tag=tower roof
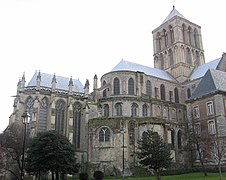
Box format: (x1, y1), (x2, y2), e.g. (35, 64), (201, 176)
(162, 6), (186, 24)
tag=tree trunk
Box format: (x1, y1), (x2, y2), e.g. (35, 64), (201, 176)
(56, 171), (59, 180)
(196, 142), (207, 176)
(155, 169), (161, 180)
(218, 162), (222, 180)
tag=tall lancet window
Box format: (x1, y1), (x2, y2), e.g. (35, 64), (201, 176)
(55, 99), (65, 134)
(169, 26), (174, 44)
(25, 97), (34, 135)
(160, 84), (165, 100)
(146, 80), (152, 96)
(128, 78), (134, 95)
(73, 102), (82, 149)
(38, 97), (48, 132)
(113, 77), (120, 95)
(194, 29), (199, 48)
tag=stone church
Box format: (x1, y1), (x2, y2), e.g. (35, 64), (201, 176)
(9, 6), (226, 174)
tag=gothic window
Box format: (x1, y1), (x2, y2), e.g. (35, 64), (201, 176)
(131, 103), (138, 117)
(206, 101), (214, 116)
(142, 104), (148, 117)
(160, 84), (165, 100)
(38, 97), (48, 132)
(114, 77), (120, 95)
(103, 104), (109, 117)
(115, 103), (122, 116)
(169, 48), (174, 66)
(102, 80), (106, 86)
(73, 102), (82, 149)
(55, 99), (66, 134)
(187, 88), (191, 99)
(163, 29), (168, 47)
(128, 78), (135, 95)
(177, 130), (182, 149)
(146, 80), (152, 96)
(174, 87), (179, 103)
(169, 26), (174, 44)
(208, 120), (216, 135)
(186, 47), (191, 64)
(171, 130), (175, 147)
(99, 127), (110, 142)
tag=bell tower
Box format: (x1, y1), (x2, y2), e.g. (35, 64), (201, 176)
(152, 6), (205, 82)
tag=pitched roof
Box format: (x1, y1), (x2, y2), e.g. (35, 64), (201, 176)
(162, 6), (186, 24)
(111, 59), (176, 82)
(190, 58), (221, 80)
(190, 69), (226, 100)
(27, 71), (84, 93)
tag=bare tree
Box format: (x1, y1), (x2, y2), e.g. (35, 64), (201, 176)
(0, 122), (24, 180)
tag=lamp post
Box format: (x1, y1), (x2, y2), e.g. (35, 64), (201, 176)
(120, 128), (125, 180)
(21, 111), (30, 180)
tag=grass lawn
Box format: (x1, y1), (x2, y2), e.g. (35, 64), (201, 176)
(104, 172), (226, 180)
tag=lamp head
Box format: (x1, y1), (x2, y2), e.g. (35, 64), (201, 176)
(21, 111), (30, 124)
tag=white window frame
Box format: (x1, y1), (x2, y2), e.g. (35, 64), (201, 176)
(208, 120), (216, 135)
(193, 106), (200, 118)
(206, 101), (214, 116)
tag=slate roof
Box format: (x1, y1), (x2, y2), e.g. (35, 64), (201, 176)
(27, 71), (84, 93)
(162, 6), (186, 24)
(111, 59), (176, 82)
(190, 69), (226, 100)
(190, 58), (220, 80)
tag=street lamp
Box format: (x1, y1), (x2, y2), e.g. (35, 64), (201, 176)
(120, 128), (125, 180)
(21, 111), (30, 180)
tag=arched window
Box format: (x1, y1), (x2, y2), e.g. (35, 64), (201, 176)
(38, 97), (48, 132)
(102, 80), (106, 86)
(114, 77), (120, 95)
(99, 127), (110, 142)
(169, 26), (174, 44)
(163, 29), (168, 47)
(115, 103), (122, 116)
(142, 104), (148, 117)
(160, 84), (165, 100)
(103, 104), (109, 117)
(131, 103), (138, 117)
(186, 47), (191, 64)
(178, 130), (182, 149)
(55, 99), (66, 134)
(187, 88), (191, 99)
(169, 48), (174, 66)
(73, 102), (82, 148)
(174, 87), (179, 103)
(146, 80), (152, 96)
(128, 78), (135, 95)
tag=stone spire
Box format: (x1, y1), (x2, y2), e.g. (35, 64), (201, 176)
(36, 70), (41, 90)
(84, 79), (89, 98)
(68, 76), (73, 94)
(93, 74), (98, 90)
(51, 73), (57, 92)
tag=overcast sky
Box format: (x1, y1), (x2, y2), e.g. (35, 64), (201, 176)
(0, 0), (225, 132)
